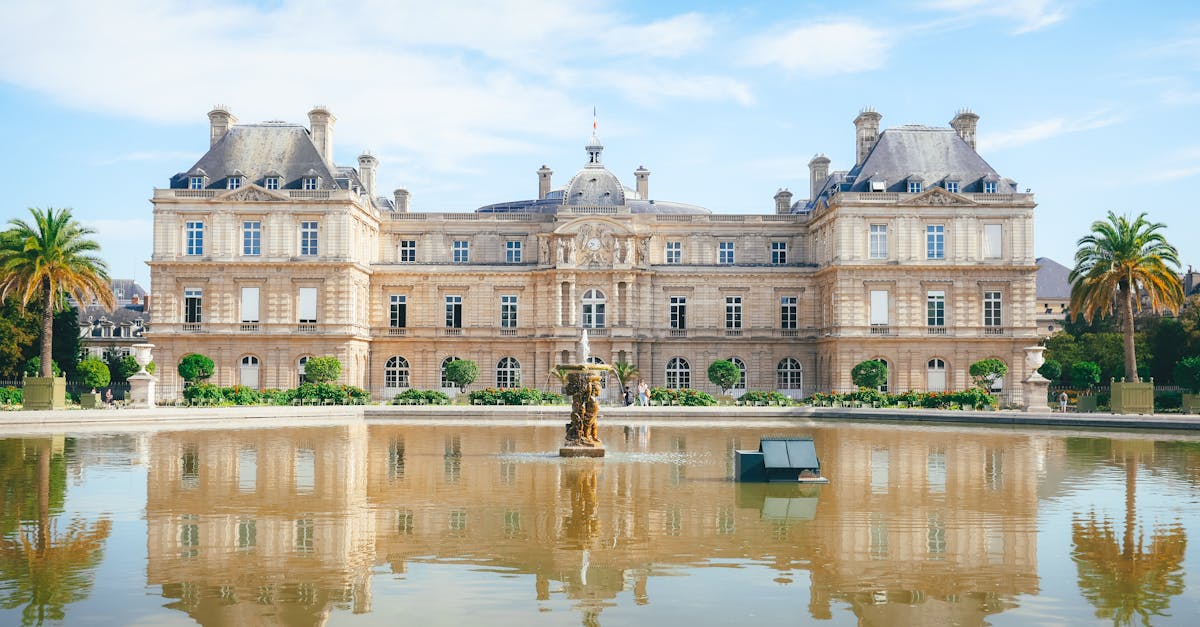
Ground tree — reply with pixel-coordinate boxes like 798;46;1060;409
1143;317;1189;384
1174;356;1200;394
176;353;214;385
445;359;478;392
0;208;115;378
113;355;153;382
707;360;740;396
851;359;887;390
302;356;341;384
0;296;38;378
76;357;110;392
1068;211;1184;383
612;361;639;391
1038;359;1063;382
24;357;61;378
1071;361;1102;390
968;358;1009;390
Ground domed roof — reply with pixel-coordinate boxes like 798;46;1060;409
563;166;625;206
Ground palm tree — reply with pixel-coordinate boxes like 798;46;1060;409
612;361;639;391
1068;212;1183;382
0;208;114;378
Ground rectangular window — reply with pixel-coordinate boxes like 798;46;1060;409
298;287;317;323
302;177;318;191
870;290;889;325
240;287;259;323
669;296;687;330
927;290;946;326
300;221;318;256
452;240;469;263
908;181;922;193
184;288;203;324
185;221;204;256
188;176;203;190
945;181;959;193
926;225;945;260
505;241;522;263
725;296;742;329
719;241;735;265
264;177;280;190
399;240;416;263
665;241;681;264
869;224;887;259
389;295;407;328
983;224;1002;259
983;181;997;194
500;295;518;328
771;241;787;265
984;291;1002;327
242;221;261;256
445;295;462;328
780;296;797;329
227;177;241;190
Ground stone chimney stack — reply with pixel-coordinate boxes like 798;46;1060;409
808;154;831;202
393;188;410;213
634;165;650;200
774;189;793;214
950;108;980;150
853;108;882;166
537;165;553;200
357;152;378;199
207;106;237;148
308;106;336;165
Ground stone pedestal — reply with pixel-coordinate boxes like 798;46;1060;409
22;376;66;410
560;445;607;458
128;374;156;408
1022;374;1051;412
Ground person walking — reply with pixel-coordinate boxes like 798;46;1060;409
105;388;114;407
623;386;634;406
637;378;650;406
1057;391;1068;413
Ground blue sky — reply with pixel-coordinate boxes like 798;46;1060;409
1;0;1197;287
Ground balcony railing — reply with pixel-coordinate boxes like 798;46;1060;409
296;323;318;334
669;328;687;337
239;323;259;332
927;326;949;335
183;323;204;333
869;325;893;335
499;328;518;336
780;328;798;337
387;327;407;336
584;327;610;337
725;328;743;337
443;328;463;336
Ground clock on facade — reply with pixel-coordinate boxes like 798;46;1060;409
586;237;601;251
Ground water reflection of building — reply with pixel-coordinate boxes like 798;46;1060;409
144;425;374;626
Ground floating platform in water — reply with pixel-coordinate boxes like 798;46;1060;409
734;436;828;483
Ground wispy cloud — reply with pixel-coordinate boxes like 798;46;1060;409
978;110;1122;152
93;150;198;166
741;20;890;75
920;0;1069;34
1145;146;1200;183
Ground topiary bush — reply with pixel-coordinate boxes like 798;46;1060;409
851;360;887;390
77;356;111;391
178;353;215;384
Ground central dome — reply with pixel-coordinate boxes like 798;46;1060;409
563;167;625;206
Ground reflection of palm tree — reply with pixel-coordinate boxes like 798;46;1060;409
0;440;112;626
1071;450;1187;626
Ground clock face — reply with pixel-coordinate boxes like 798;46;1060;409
586;238;601;251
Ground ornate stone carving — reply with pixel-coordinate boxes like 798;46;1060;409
574;223;616;267
224;187;278;202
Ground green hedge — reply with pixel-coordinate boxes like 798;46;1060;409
806;389;997;409
738;390;791;405
182;383;369;406
649;387;717;406
0;386;22;406
392;389;451;405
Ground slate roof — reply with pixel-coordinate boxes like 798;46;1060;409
1036;257;1073;299
170;123;340;191
80;304;147;326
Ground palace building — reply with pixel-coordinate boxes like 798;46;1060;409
148;106;1039;403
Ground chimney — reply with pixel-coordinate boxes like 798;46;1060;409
357;152;378;200
950;108;980;150
537;165;553;200
774;188;793;214
808;154;831;202
393;188;410;213
308;106;336;165
207;106;237;147
853;108;882;166
634;165;650;200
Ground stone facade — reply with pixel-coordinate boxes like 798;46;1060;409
149;107;1039;404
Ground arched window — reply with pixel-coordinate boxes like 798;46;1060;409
586;356;608;388
582;289;606;328
927;358;947;392
666;357;690;389
776;357;803;390
497;357;521;388
298;355;311;384
728;357;747;390
240;355;260;388
385;356;410;388
440;356;460;388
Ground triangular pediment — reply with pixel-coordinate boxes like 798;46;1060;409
215;184;289;202
907;187;976;206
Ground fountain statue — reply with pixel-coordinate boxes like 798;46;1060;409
560;329;610;457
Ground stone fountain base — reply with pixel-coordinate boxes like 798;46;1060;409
560;445;606;458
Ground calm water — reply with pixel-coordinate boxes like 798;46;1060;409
2;420;1199;626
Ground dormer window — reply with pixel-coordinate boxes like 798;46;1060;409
188;176;204;190
302;176;318;190
869;179;887;192
908;181;922;193
227;176;242;190
264;176;281;190
983;181;997;194
944;180;959;193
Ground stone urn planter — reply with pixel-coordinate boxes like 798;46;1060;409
23;376;66;410
1110;379;1154;415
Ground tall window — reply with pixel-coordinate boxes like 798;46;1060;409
452;240;469;263
984;291;1002;327
505;241;522;263
240;287;259;323
725;296;742;329
666;357;690;389
184;288;203;324
399;240;416;263
496;357;521;388
869;224;887;259
445;295;462;328
389;295;407;328
298;287;318;323
300;221;318;256
665;241;681;264
927;291;945;327
242;221;261;256
776;357;803;390
440;357;459;388
185;221;204;256
718;241;735;265
385;356;410;388
870;290;890;326
982;224;1002;259
669;296;687;330
780;296;797;329
582;289;606;328
926;225;945;260
771;241;787;265
500;295;518;328
188;176;204;190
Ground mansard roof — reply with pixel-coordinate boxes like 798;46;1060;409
1036;257;1073;299
169;123;340;190
849;126;1010;193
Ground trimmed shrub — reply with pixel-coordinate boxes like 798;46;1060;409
293;382;369;404
649;387;716;406
739;390;791;405
77;356;111;391
445;359;479;392
178;353;214;384
303;356;342;384
467;387;544;405
851;360;888;390
223;385;263;405
393;389;451;405
969;359;1009;390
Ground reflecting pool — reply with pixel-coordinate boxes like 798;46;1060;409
2;421;1199;626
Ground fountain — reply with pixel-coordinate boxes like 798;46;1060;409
559;329;610;458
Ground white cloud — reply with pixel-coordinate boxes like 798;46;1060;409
1145;146;1200;183
921;0;1068;34
601;71;755;107
93;150;198;166
977;110;1122;152
741;21;890;75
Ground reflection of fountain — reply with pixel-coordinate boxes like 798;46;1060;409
560;330;611;458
